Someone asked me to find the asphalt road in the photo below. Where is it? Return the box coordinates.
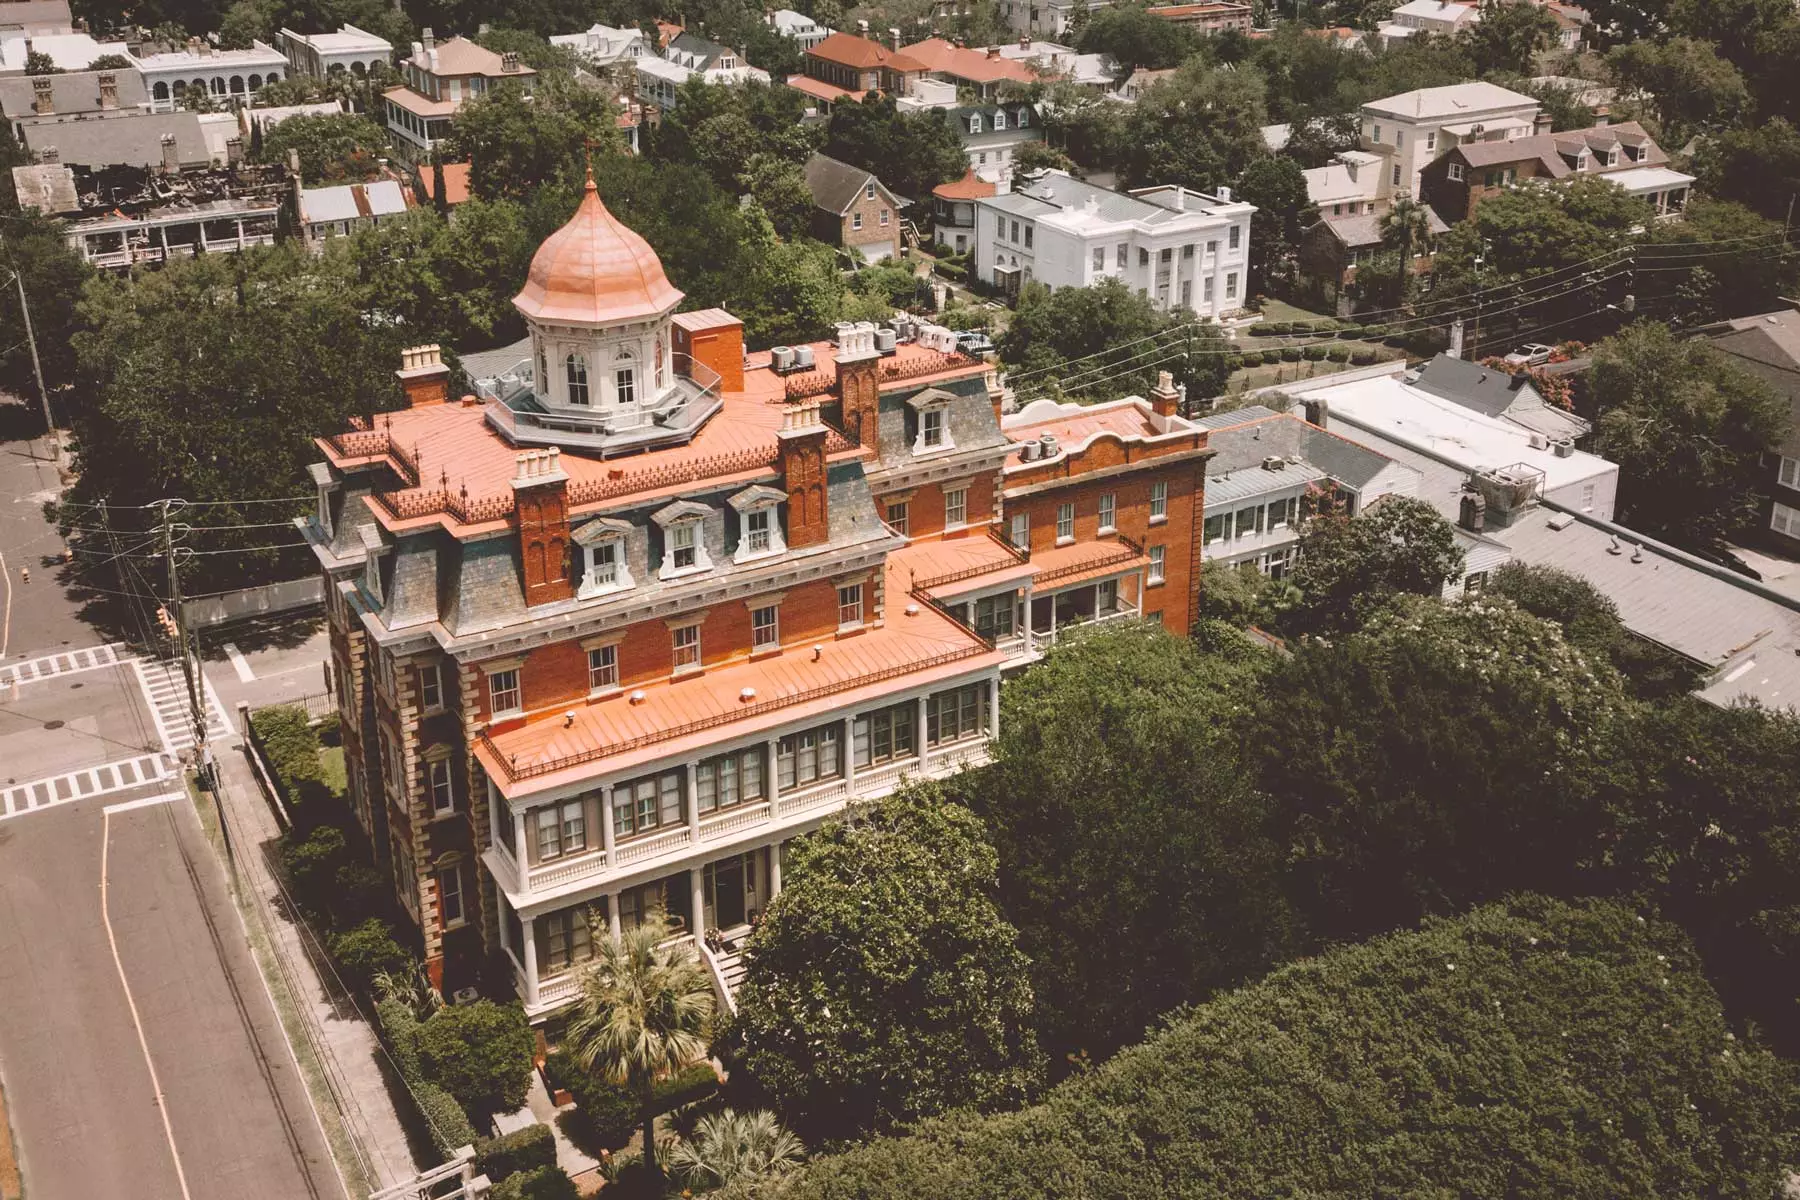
[0,788,342,1200]
[0,415,90,662]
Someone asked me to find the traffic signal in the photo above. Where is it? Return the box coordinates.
[156,605,179,639]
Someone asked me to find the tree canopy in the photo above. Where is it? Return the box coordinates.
[767,896,1800,1200]
[255,112,389,183]
[822,95,968,203]
[1285,495,1465,635]
[1589,320,1787,547]
[732,785,1043,1143]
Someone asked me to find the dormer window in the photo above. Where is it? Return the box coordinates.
[1016,108,1028,128]
[728,484,788,563]
[993,110,1007,131]
[1605,148,1618,167]
[907,387,958,456]
[565,353,590,405]
[968,114,983,134]
[654,499,714,580]
[574,517,635,599]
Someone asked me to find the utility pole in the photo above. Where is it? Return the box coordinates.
[158,499,209,782]
[7,270,52,447]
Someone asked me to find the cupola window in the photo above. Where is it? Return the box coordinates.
[565,353,590,405]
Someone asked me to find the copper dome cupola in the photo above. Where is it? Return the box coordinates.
[513,173,684,327]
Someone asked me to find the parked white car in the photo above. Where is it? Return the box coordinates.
[1504,343,1554,367]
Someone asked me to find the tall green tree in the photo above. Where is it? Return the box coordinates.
[823,95,967,202]
[1256,594,1629,939]
[998,278,1200,402]
[414,1000,536,1113]
[1589,320,1787,546]
[1285,495,1464,635]
[1606,37,1751,143]
[973,623,1297,1059]
[1235,154,1316,295]
[0,210,91,403]
[1462,0,1559,74]
[732,785,1043,1143]
[565,914,714,1182]
[1691,117,1800,223]
[1118,60,1269,190]
[256,112,389,182]
[1075,3,1200,70]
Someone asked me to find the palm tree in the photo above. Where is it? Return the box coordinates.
[668,1109,805,1190]
[565,913,715,1180]
[1379,197,1434,306]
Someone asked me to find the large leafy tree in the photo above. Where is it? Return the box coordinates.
[997,278,1224,402]
[449,77,624,202]
[565,914,714,1181]
[0,210,91,405]
[822,95,967,203]
[1235,154,1316,295]
[1589,320,1787,546]
[1486,562,1704,698]
[972,623,1298,1059]
[1606,37,1752,143]
[1255,594,1629,941]
[414,1000,536,1113]
[732,785,1043,1143]
[1075,3,1201,70]
[1118,60,1269,190]
[1462,0,1559,74]
[256,112,389,183]
[1692,117,1800,223]
[1285,495,1464,635]
[771,896,1800,1200]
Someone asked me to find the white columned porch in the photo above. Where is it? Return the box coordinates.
[689,867,707,942]
[607,892,622,939]
[768,841,783,898]
[521,917,541,1007]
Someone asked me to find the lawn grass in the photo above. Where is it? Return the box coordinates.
[187,778,373,1200]
[319,745,347,801]
[1256,298,1334,324]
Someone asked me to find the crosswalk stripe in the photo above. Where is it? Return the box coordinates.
[0,753,177,823]
[0,642,130,688]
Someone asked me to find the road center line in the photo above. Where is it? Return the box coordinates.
[100,807,195,1200]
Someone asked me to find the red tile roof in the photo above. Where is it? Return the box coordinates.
[933,169,997,201]
[901,37,1036,84]
[806,31,926,72]
[416,161,471,206]
[475,556,1006,798]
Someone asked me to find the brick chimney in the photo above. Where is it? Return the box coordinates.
[97,71,117,109]
[226,135,243,165]
[396,344,451,407]
[512,449,574,607]
[1149,369,1180,419]
[32,76,52,115]
[501,50,520,72]
[160,132,179,172]
[833,321,881,446]
[1534,109,1553,136]
[778,401,831,549]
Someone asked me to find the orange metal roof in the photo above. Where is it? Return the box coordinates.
[513,173,684,327]
[1005,401,1165,463]
[933,169,996,201]
[784,73,865,104]
[901,38,1036,84]
[416,161,471,205]
[806,31,926,71]
[893,532,1033,595]
[383,86,456,118]
[475,557,1006,798]
[1028,538,1151,591]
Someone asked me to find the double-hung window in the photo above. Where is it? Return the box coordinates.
[1149,545,1166,584]
[855,702,916,767]
[488,668,521,717]
[837,583,864,629]
[565,354,589,405]
[612,770,683,839]
[1056,502,1074,542]
[1774,501,1800,537]
[944,486,967,527]
[974,594,1014,640]
[428,758,454,816]
[921,409,944,448]
[670,523,698,571]
[1203,513,1225,543]
[536,799,587,861]
[418,663,442,711]
[1780,456,1800,490]
[1098,492,1115,532]
[926,683,989,746]
[1150,480,1168,521]
[1010,511,1029,550]
[671,623,701,671]
[777,724,841,790]
[615,366,636,406]
[745,508,772,554]
[1229,224,1240,250]
[752,604,779,650]
[886,501,910,536]
[696,746,764,813]
[541,909,591,974]
[587,644,618,691]
[438,866,464,928]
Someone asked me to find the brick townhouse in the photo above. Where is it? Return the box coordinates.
[303,172,1210,1014]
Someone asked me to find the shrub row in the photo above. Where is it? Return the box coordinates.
[250,704,332,809]
[542,1050,720,1153]
[376,999,479,1156]
[476,1124,556,1184]
[933,259,967,281]
[492,1166,580,1200]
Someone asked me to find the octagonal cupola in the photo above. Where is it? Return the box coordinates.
[489,171,725,453]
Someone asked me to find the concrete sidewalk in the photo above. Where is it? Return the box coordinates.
[208,731,426,1193]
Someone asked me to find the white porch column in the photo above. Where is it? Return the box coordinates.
[989,677,1001,739]
[689,867,707,943]
[914,696,929,764]
[768,842,783,898]
[685,760,702,843]
[766,738,781,805]
[234,219,245,248]
[600,791,616,860]
[607,892,622,939]
[842,717,857,792]
[521,915,540,1007]
[1021,583,1035,655]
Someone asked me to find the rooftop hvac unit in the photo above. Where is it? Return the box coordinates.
[770,346,796,372]
[1551,439,1575,458]
[875,327,898,354]
[793,344,815,370]
[1039,433,1060,458]
[1262,455,1284,471]
[1018,440,1041,461]
[1528,432,1549,451]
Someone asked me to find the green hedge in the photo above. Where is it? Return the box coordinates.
[1327,346,1351,363]
[548,1051,717,1154]
[1280,346,1303,362]
[330,918,411,993]
[492,1166,580,1200]
[251,704,330,810]
[375,998,479,1155]
[651,1062,719,1112]
[1237,350,1262,367]
[1303,345,1328,361]
[1350,349,1378,365]
[477,1124,556,1183]
[934,259,966,281]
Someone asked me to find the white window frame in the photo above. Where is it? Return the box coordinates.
[1448,160,1465,182]
[1149,480,1168,523]
[944,486,968,528]
[1098,492,1116,533]
[886,499,910,536]
[1780,456,1800,490]
[614,363,636,407]
[487,667,521,718]
[587,643,619,693]
[565,353,589,406]
[653,502,715,581]
[671,622,701,672]
[837,582,865,630]
[438,864,465,929]
[1774,501,1800,537]
[1148,544,1166,585]
[418,662,443,712]
[1056,501,1074,544]
[427,756,454,817]
[1010,511,1029,550]
[852,211,863,231]
[579,535,634,598]
[752,603,780,650]
[993,110,1007,130]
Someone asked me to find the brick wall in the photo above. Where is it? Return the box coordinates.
[877,472,999,539]
[840,186,901,259]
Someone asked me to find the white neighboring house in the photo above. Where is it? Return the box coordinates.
[1284,361,1619,520]
[974,169,1254,318]
[996,38,1115,89]
[1303,149,1388,217]
[0,29,128,72]
[1379,0,1479,46]
[135,38,289,111]
[635,30,769,110]
[299,179,410,244]
[1358,81,1542,201]
[768,9,833,51]
[550,23,647,68]
[998,0,1115,38]
[278,24,392,78]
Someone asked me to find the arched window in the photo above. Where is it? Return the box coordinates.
[153,81,169,100]
[654,337,665,388]
[229,75,244,94]
[328,61,346,74]
[210,77,226,95]
[248,73,262,91]
[614,352,636,406]
[565,354,589,405]
[352,60,367,77]
[266,70,280,83]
